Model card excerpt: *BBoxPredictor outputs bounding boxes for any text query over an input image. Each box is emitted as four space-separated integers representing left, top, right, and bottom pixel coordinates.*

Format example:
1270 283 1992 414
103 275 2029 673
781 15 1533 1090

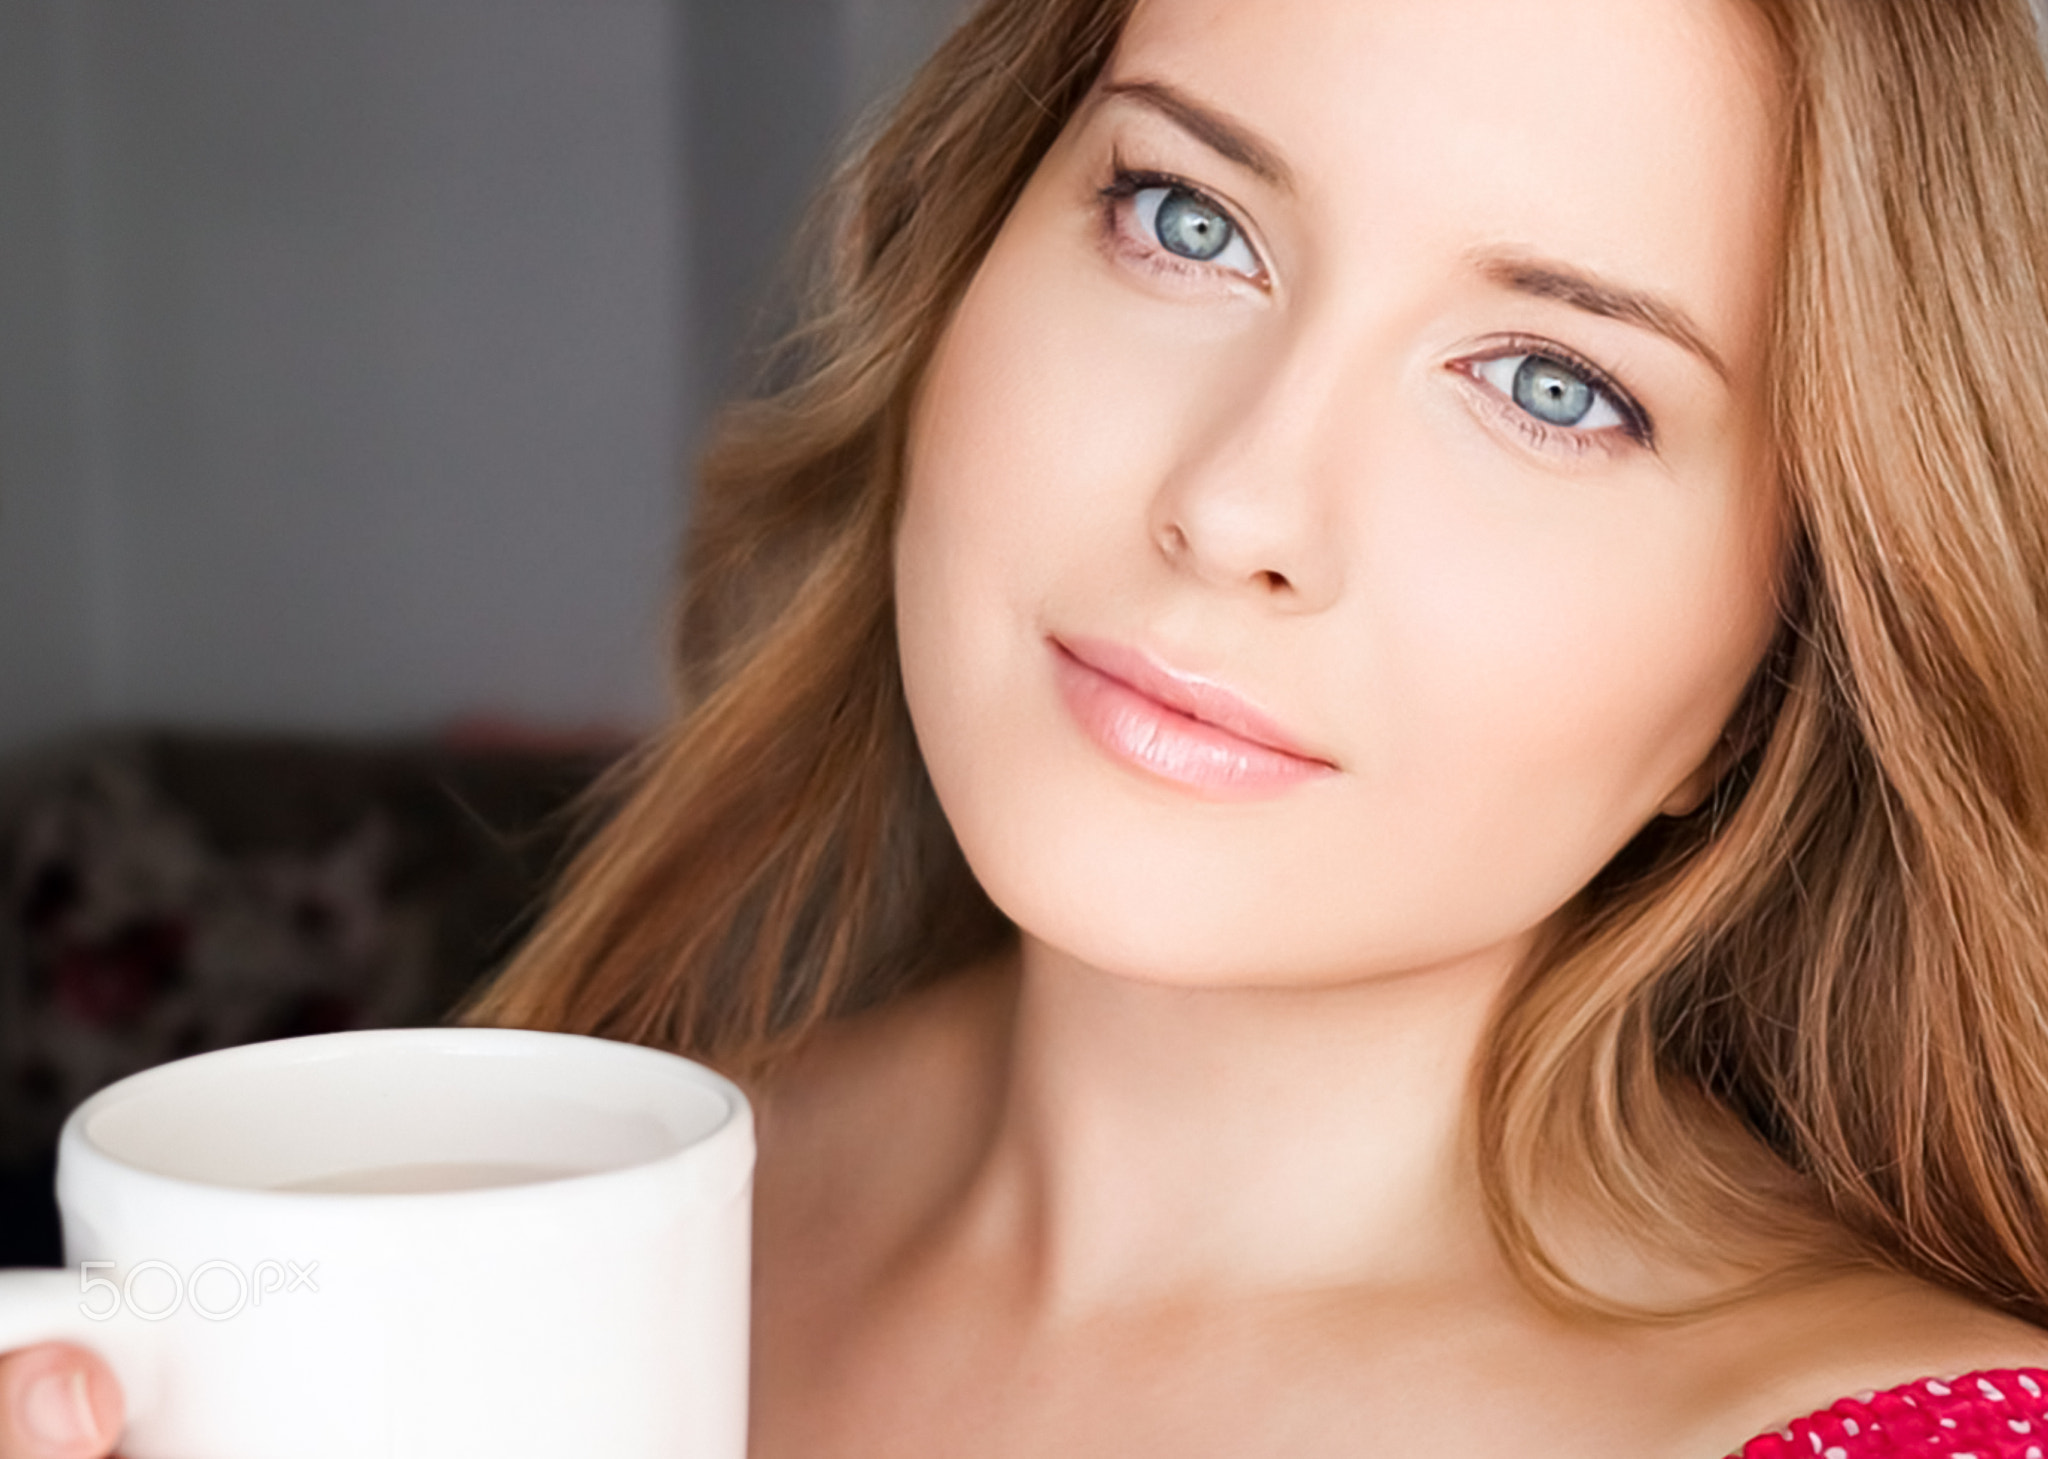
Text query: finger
0 1344 124 1459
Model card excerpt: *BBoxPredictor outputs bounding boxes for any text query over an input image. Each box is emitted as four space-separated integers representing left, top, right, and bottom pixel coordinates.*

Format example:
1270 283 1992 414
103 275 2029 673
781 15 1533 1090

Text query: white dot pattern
1735 1371 2048 1459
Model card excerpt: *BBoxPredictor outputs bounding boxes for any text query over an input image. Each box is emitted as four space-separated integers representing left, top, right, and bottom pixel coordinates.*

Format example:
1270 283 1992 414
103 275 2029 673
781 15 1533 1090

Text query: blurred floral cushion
0 729 620 1171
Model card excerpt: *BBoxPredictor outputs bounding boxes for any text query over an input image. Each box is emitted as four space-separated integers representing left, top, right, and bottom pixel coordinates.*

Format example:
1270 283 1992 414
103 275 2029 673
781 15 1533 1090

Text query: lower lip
1051 645 1335 800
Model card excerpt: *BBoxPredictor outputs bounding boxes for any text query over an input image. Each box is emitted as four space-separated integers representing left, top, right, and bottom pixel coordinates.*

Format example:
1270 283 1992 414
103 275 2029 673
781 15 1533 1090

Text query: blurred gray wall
0 0 103 752
0 0 964 754
686 0 963 395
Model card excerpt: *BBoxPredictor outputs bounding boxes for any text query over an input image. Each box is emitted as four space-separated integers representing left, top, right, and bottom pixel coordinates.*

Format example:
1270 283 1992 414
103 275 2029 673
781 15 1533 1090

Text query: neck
935 934 1526 1325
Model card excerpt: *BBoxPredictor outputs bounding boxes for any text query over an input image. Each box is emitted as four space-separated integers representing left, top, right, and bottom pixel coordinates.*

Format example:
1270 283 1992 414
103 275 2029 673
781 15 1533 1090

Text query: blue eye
1128 182 1263 278
1471 352 1638 437
1149 188 1232 261
1511 357 1598 426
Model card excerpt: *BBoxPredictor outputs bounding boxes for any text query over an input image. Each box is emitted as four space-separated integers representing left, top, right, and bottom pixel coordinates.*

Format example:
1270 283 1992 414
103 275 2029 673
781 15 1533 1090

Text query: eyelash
1094 156 1655 457
1095 158 1269 289
1456 341 1657 457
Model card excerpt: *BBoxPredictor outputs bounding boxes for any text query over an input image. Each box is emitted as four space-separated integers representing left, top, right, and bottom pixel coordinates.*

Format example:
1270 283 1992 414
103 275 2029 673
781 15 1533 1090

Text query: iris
1154 188 1235 262
1511 357 1598 427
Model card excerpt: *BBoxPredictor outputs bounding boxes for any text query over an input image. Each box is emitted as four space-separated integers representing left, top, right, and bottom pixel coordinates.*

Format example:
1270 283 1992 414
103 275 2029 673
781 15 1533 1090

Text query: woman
10 0 2048 1453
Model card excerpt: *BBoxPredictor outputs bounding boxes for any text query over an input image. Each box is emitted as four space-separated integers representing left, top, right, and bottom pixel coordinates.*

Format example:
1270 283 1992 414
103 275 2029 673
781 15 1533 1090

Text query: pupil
1511 357 1595 426
1156 189 1232 262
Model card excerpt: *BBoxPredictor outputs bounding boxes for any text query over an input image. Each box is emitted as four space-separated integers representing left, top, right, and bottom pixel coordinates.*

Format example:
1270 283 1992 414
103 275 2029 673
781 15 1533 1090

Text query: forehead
1106 0 1788 361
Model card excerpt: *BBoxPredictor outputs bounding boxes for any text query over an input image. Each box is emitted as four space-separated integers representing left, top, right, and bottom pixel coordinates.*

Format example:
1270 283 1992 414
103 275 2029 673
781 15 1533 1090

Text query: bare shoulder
743 951 1019 1283
745 951 1018 1175
1678 1268 2048 1453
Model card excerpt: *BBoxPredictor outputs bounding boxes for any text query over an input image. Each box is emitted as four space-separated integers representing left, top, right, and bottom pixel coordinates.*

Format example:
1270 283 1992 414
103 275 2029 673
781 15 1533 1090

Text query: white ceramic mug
0 1026 753 1458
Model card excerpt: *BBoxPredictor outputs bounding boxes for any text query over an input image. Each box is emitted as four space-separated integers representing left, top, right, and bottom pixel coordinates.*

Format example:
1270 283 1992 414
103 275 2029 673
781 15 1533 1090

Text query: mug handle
0 1268 161 1420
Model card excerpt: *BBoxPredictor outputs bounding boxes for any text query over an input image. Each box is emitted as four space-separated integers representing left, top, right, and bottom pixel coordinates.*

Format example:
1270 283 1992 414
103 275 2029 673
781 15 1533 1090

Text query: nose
1146 332 1352 612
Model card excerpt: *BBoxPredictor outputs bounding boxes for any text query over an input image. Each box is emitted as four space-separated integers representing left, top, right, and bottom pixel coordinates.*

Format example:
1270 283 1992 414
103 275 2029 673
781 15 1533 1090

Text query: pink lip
1051 635 1337 798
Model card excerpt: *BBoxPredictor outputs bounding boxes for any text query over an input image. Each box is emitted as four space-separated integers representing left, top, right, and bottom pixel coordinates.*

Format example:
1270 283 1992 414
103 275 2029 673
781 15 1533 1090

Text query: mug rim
56 1027 754 1209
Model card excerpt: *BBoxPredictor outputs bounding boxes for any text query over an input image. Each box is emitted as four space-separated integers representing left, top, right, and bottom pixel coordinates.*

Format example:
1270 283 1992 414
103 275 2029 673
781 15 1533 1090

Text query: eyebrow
1473 252 1730 382
1098 78 1294 191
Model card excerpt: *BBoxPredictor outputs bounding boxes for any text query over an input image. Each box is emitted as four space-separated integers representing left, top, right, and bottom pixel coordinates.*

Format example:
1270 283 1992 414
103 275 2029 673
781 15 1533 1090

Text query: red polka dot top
1733 1370 2048 1458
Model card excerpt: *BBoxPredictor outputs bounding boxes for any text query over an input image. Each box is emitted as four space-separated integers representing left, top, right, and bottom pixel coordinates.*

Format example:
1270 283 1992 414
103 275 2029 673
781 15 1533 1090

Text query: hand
0 1345 123 1458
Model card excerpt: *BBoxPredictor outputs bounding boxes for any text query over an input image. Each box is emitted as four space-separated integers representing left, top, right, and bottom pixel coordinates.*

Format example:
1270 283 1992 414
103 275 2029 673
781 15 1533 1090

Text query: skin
5 0 2046 1454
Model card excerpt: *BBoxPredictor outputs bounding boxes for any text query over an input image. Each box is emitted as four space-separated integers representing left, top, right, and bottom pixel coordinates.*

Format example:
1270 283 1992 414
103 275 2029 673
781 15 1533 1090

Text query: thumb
0 1344 124 1459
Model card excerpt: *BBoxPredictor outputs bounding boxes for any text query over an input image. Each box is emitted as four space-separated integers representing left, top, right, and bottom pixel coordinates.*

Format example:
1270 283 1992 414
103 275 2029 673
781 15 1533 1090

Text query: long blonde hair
462 0 2048 1324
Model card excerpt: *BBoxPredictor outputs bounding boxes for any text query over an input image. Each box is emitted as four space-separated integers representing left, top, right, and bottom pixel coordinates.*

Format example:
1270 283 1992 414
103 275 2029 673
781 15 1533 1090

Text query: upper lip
1054 634 1336 766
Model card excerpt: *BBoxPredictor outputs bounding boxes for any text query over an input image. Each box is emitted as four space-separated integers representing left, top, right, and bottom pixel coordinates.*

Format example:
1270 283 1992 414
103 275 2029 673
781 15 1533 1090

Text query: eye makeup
1094 151 1271 291
1452 336 1658 459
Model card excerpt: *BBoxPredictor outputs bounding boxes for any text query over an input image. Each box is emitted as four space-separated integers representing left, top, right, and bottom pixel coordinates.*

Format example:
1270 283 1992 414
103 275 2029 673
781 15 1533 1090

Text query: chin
947 793 1558 998
964 850 1356 993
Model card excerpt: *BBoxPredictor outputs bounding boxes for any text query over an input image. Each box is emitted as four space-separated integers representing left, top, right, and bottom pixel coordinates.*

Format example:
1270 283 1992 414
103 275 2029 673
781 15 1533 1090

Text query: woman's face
896 0 1787 988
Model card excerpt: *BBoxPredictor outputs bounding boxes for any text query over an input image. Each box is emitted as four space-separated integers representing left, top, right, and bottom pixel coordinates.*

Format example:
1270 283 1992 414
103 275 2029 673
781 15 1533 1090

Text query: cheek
1353 435 1781 884
1389 482 1774 786
894 262 1069 856
903 302 1167 556
895 228 1211 748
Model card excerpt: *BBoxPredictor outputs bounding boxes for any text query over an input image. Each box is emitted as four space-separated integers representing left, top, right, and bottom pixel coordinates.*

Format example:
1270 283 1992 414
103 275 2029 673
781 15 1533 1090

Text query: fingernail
22 1369 98 1447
